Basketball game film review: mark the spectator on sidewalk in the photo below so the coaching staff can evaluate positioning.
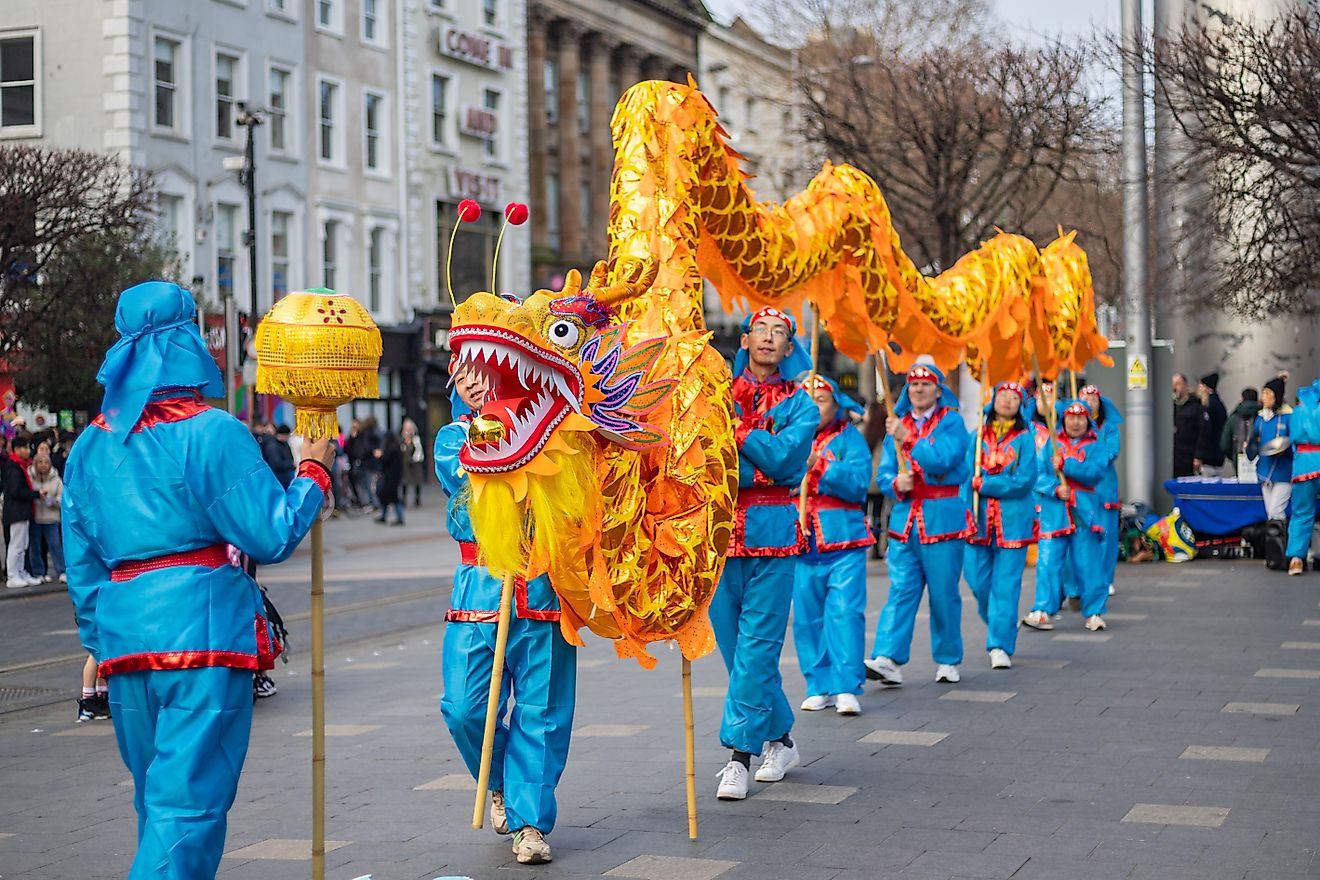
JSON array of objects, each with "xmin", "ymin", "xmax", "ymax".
[
  {"xmin": 1195, "ymin": 372, "xmax": 1229, "ymax": 477},
  {"xmin": 3, "ymin": 432, "xmax": 41, "ymax": 588},
  {"xmin": 374, "ymin": 432, "xmax": 405, "ymax": 526},
  {"xmin": 27, "ymin": 448, "xmax": 65, "ymax": 583},
  {"xmin": 1172, "ymin": 373, "xmax": 1202, "ymax": 478},
  {"xmin": 1222, "ymin": 387, "xmax": 1262, "ymax": 467},
  {"xmin": 1246, "ymin": 373, "xmax": 1293, "ymax": 521},
  {"xmin": 401, "ymin": 417, "xmax": 426, "ymax": 508},
  {"xmin": 262, "ymin": 424, "xmax": 297, "ymax": 488},
  {"xmin": 76, "ymin": 654, "xmax": 111, "ymax": 722}
]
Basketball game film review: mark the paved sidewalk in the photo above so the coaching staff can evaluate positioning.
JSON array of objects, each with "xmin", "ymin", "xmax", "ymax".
[{"xmin": 4, "ymin": 558, "xmax": 1320, "ymax": 880}]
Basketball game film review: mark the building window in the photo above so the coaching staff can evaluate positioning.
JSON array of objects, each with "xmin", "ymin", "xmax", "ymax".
[
  {"xmin": 717, "ymin": 86, "xmax": 731, "ymax": 133},
  {"xmin": 364, "ymin": 91, "xmax": 386, "ymax": 172},
  {"xmin": 437, "ymin": 201, "xmax": 499, "ymax": 300},
  {"xmin": 362, "ymin": 0, "xmax": 378, "ymax": 42},
  {"xmin": 267, "ymin": 0, "xmax": 295, "ymax": 16},
  {"xmin": 745, "ymin": 96, "xmax": 758, "ymax": 134},
  {"xmin": 546, "ymin": 173, "xmax": 560, "ymax": 251},
  {"xmin": 216, "ymin": 203, "xmax": 239, "ymax": 300},
  {"xmin": 482, "ymin": 89, "xmax": 500, "ymax": 162},
  {"xmin": 214, "ymin": 51, "xmax": 239, "ymax": 142},
  {"xmin": 268, "ymin": 66, "xmax": 290, "ymax": 152},
  {"xmin": 431, "ymin": 74, "xmax": 449, "ymax": 147},
  {"xmin": 153, "ymin": 37, "xmax": 180, "ymax": 130},
  {"xmin": 0, "ymin": 34, "xmax": 36, "ymax": 132},
  {"xmin": 317, "ymin": 77, "xmax": 342, "ymax": 165},
  {"xmin": 317, "ymin": 0, "xmax": 342, "ymax": 33},
  {"xmin": 271, "ymin": 210, "xmax": 292, "ymax": 301},
  {"xmin": 157, "ymin": 194, "xmax": 184, "ymax": 256},
  {"xmin": 482, "ymin": 0, "xmax": 497, "ymax": 28},
  {"xmin": 543, "ymin": 59, "xmax": 557, "ymax": 125},
  {"xmin": 368, "ymin": 227, "xmax": 383, "ymax": 312},
  {"xmin": 322, "ymin": 218, "xmax": 339, "ymax": 289},
  {"xmin": 575, "ymin": 70, "xmax": 589, "ymax": 134}
]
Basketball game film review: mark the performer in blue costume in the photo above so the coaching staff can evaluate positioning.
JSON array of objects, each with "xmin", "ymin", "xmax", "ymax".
[
  {"xmin": 63, "ymin": 281, "xmax": 332, "ymax": 880},
  {"xmin": 1288, "ymin": 379, "xmax": 1320, "ymax": 575},
  {"xmin": 1021, "ymin": 401, "xmax": 1110, "ymax": 633},
  {"xmin": 1081, "ymin": 385, "xmax": 1123, "ymax": 595},
  {"xmin": 866, "ymin": 362, "xmax": 971, "ymax": 686},
  {"xmin": 963, "ymin": 381, "xmax": 1037, "ymax": 670},
  {"xmin": 434, "ymin": 366, "xmax": 573, "ymax": 865},
  {"xmin": 793, "ymin": 376, "xmax": 875, "ymax": 717},
  {"xmin": 713, "ymin": 306, "xmax": 816, "ymax": 802}
]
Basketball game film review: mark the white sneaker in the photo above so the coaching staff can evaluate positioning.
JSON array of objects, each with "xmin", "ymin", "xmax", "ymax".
[
  {"xmin": 1021, "ymin": 611, "xmax": 1055, "ymax": 631},
  {"xmin": 835, "ymin": 694, "xmax": 861, "ymax": 715},
  {"xmin": 989, "ymin": 649, "xmax": 1012, "ymax": 670},
  {"xmin": 58, "ymin": 573, "xmax": 67, "ymax": 584},
  {"xmin": 491, "ymin": 790, "xmax": 508, "ymax": 835},
  {"xmin": 23, "ymin": 574, "xmax": 42, "ymax": 587},
  {"xmin": 1085, "ymin": 615, "xmax": 1107, "ymax": 632},
  {"xmin": 935, "ymin": 664, "xmax": 961, "ymax": 683},
  {"xmin": 800, "ymin": 694, "xmax": 835, "ymax": 711},
  {"xmin": 716, "ymin": 760, "xmax": 750, "ymax": 800},
  {"xmin": 5, "ymin": 579, "xmax": 25, "ymax": 589},
  {"xmin": 1108, "ymin": 583, "xmax": 1116, "ymax": 596},
  {"xmin": 864, "ymin": 655, "xmax": 903, "ymax": 686},
  {"xmin": 511, "ymin": 826, "xmax": 551, "ymax": 864},
  {"xmin": 754, "ymin": 740, "xmax": 800, "ymax": 782}
]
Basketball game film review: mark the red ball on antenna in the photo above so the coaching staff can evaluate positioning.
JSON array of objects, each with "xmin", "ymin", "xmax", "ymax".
[
  {"xmin": 504, "ymin": 202, "xmax": 529, "ymax": 226},
  {"xmin": 457, "ymin": 199, "xmax": 481, "ymax": 222}
]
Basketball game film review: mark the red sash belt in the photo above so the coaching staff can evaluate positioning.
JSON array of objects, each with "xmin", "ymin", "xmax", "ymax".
[
  {"xmin": 1298, "ymin": 444, "xmax": 1320, "ymax": 453},
  {"xmin": 811, "ymin": 496, "xmax": 864, "ymax": 512},
  {"xmin": 1065, "ymin": 479, "xmax": 1094, "ymax": 493},
  {"xmin": 738, "ymin": 487, "xmax": 793, "ymax": 506},
  {"xmin": 909, "ymin": 484, "xmax": 960, "ymax": 501},
  {"xmin": 458, "ymin": 541, "xmax": 481, "ymax": 566},
  {"xmin": 111, "ymin": 544, "xmax": 231, "ymax": 583}
]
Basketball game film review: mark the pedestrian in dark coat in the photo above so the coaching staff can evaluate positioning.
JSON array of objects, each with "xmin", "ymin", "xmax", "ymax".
[
  {"xmin": 374, "ymin": 432, "xmax": 405, "ymax": 525},
  {"xmin": 261, "ymin": 425, "xmax": 297, "ymax": 488},
  {"xmin": 1172, "ymin": 372, "xmax": 1202, "ymax": 478},
  {"xmin": 1195, "ymin": 372, "xmax": 1229, "ymax": 476}
]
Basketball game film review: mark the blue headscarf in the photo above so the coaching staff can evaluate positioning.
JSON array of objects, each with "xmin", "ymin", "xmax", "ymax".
[
  {"xmin": 982, "ymin": 381, "xmax": 1027, "ymax": 419},
  {"xmin": 732, "ymin": 307, "xmax": 812, "ymax": 381},
  {"xmin": 801, "ymin": 374, "xmax": 864, "ymax": 418},
  {"xmin": 893, "ymin": 361, "xmax": 959, "ymax": 417},
  {"xmin": 96, "ymin": 281, "xmax": 224, "ymax": 441}
]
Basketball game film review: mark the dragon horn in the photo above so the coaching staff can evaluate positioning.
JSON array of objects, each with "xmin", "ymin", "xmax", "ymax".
[
  {"xmin": 559, "ymin": 268, "xmax": 584, "ymax": 296},
  {"xmin": 590, "ymin": 258, "xmax": 658, "ymax": 307}
]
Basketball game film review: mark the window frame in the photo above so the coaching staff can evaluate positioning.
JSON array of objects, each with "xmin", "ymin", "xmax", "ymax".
[
  {"xmin": 543, "ymin": 59, "xmax": 558, "ymax": 126},
  {"xmin": 315, "ymin": 73, "xmax": 346, "ymax": 169},
  {"xmin": 429, "ymin": 70, "xmax": 453, "ymax": 152},
  {"xmin": 362, "ymin": 89, "xmax": 389, "ymax": 176},
  {"xmin": 266, "ymin": 0, "xmax": 298, "ymax": 20},
  {"xmin": 481, "ymin": 86, "xmax": 503, "ymax": 165},
  {"xmin": 315, "ymin": 0, "xmax": 344, "ymax": 36},
  {"xmin": 367, "ymin": 226, "xmax": 384, "ymax": 313},
  {"xmin": 270, "ymin": 209, "xmax": 294, "ymax": 303},
  {"xmin": 212, "ymin": 47, "xmax": 245, "ymax": 146},
  {"xmin": 150, "ymin": 32, "xmax": 186, "ymax": 136},
  {"xmin": 360, "ymin": 0, "xmax": 388, "ymax": 48},
  {"xmin": 480, "ymin": 0, "xmax": 499, "ymax": 29},
  {"xmin": 215, "ymin": 201, "xmax": 242, "ymax": 304},
  {"xmin": 0, "ymin": 28, "xmax": 41, "ymax": 138},
  {"xmin": 266, "ymin": 61, "xmax": 296, "ymax": 157}
]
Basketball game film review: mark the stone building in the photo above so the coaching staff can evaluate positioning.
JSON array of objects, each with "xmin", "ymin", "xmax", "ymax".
[{"xmin": 525, "ymin": 0, "xmax": 710, "ymax": 290}]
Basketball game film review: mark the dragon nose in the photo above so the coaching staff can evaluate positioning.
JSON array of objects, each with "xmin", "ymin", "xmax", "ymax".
[{"xmin": 469, "ymin": 415, "xmax": 507, "ymax": 445}]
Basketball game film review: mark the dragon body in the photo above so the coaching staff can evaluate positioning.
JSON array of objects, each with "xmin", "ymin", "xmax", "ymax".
[{"xmin": 448, "ymin": 80, "xmax": 1108, "ymax": 668}]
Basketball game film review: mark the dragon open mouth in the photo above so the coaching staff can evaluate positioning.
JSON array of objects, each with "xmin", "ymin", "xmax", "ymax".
[{"xmin": 450, "ymin": 324, "xmax": 585, "ymax": 473}]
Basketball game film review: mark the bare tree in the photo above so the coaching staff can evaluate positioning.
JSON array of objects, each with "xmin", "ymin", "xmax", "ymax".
[
  {"xmin": 764, "ymin": 0, "xmax": 1115, "ymax": 275},
  {"xmin": 1153, "ymin": 6, "xmax": 1320, "ymax": 317},
  {"xmin": 0, "ymin": 145, "xmax": 156, "ymax": 362}
]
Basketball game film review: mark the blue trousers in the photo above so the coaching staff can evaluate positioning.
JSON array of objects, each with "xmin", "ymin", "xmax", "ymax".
[
  {"xmin": 964, "ymin": 544, "xmax": 1028, "ymax": 655},
  {"xmin": 1033, "ymin": 531, "xmax": 1107, "ymax": 617},
  {"xmin": 871, "ymin": 533, "xmax": 964, "ymax": 666},
  {"xmin": 1288, "ymin": 479, "xmax": 1317, "ymax": 560},
  {"xmin": 440, "ymin": 617, "xmax": 576, "ymax": 834},
  {"xmin": 710, "ymin": 555, "xmax": 795, "ymax": 755},
  {"xmin": 108, "ymin": 666, "xmax": 253, "ymax": 880},
  {"xmin": 28, "ymin": 521, "xmax": 64, "ymax": 577},
  {"xmin": 793, "ymin": 548, "xmax": 867, "ymax": 697}
]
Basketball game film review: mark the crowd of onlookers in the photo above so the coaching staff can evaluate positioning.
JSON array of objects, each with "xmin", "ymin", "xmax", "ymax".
[{"xmin": 1, "ymin": 420, "xmax": 73, "ymax": 588}]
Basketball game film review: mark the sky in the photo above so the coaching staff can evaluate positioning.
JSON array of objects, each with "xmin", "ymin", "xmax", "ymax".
[{"xmin": 703, "ymin": 0, "xmax": 1120, "ymax": 40}]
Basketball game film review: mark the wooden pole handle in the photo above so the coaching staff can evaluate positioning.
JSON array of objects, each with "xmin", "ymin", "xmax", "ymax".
[
  {"xmin": 473, "ymin": 573, "xmax": 516, "ymax": 829},
  {"xmin": 798, "ymin": 305, "xmax": 823, "ymax": 531},
  {"xmin": 682, "ymin": 658, "xmax": 698, "ymax": 840},
  {"xmin": 311, "ymin": 519, "xmax": 326, "ymax": 880}
]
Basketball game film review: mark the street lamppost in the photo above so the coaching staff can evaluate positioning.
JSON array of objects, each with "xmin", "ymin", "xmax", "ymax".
[{"xmin": 235, "ymin": 104, "xmax": 264, "ymax": 425}]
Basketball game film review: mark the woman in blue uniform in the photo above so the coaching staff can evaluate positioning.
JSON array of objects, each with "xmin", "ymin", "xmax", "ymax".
[
  {"xmin": 1288, "ymin": 380, "xmax": 1320, "ymax": 575},
  {"xmin": 793, "ymin": 376, "xmax": 875, "ymax": 716},
  {"xmin": 1081, "ymin": 385, "xmax": 1123, "ymax": 596},
  {"xmin": 963, "ymin": 381, "xmax": 1037, "ymax": 669}
]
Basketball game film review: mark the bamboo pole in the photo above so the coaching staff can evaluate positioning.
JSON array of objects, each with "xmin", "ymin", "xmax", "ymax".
[
  {"xmin": 472, "ymin": 573, "xmax": 516, "ymax": 829},
  {"xmin": 798, "ymin": 305, "xmax": 823, "ymax": 531},
  {"xmin": 682, "ymin": 658, "xmax": 698, "ymax": 840},
  {"xmin": 311, "ymin": 518, "xmax": 326, "ymax": 880},
  {"xmin": 875, "ymin": 347, "xmax": 908, "ymax": 475},
  {"xmin": 1033, "ymin": 358, "xmax": 1068, "ymax": 491},
  {"xmin": 972, "ymin": 362, "xmax": 991, "ymax": 515}
]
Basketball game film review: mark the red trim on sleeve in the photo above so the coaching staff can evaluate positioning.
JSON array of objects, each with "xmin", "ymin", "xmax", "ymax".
[{"xmin": 297, "ymin": 459, "xmax": 333, "ymax": 495}]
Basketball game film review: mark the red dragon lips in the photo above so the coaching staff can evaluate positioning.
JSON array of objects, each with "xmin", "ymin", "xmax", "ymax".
[{"xmin": 449, "ymin": 324, "xmax": 585, "ymax": 473}]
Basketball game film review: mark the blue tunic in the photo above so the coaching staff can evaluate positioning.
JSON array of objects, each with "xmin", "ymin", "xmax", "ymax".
[{"xmin": 1247, "ymin": 410, "xmax": 1294, "ymax": 483}]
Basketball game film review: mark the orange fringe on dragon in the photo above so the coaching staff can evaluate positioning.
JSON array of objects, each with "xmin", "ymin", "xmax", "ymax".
[{"xmin": 449, "ymin": 80, "xmax": 1110, "ymax": 668}]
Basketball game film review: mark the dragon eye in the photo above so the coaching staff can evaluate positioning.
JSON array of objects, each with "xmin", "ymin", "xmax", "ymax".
[{"xmin": 547, "ymin": 319, "xmax": 580, "ymax": 348}]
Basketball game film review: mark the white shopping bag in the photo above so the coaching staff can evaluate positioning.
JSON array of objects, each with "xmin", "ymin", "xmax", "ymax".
[{"xmin": 1236, "ymin": 453, "xmax": 1257, "ymax": 483}]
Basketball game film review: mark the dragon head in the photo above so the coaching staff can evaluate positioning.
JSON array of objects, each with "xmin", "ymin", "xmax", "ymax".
[{"xmin": 449, "ymin": 258, "xmax": 669, "ymax": 478}]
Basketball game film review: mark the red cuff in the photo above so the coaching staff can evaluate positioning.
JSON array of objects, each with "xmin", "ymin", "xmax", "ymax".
[
  {"xmin": 972, "ymin": 475, "xmax": 983, "ymax": 492},
  {"xmin": 297, "ymin": 459, "xmax": 333, "ymax": 495}
]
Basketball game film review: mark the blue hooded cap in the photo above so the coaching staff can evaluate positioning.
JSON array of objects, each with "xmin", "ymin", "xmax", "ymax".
[
  {"xmin": 893, "ymin": 361, "xmax": 959, "ymax": 417},
  {"xmin": 981, "ymin": 380, "xmax": 1027, "ymax": 419},
  {"xmin": 1079, "ymin": 385, "xmax": 1124, "ymax": 427},
  {"xmin": 800, "ymin": 374, "xmax": 864, "ymax": 418},
  {"xmin": 96, "ymin": 281, "xmax": 224, "ymax": 441},
  {"xmin": 732, "ymin": 307, "xmax": 812, "ymax": 381}
]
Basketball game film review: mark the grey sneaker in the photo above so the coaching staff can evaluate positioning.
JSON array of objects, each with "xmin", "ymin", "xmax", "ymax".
[
  {"xmin": 864, "ymin": 655, "xmax": 903, "ymax": 686},
  {"xmin": 491, "ymin": 790, "xmax": 508, "ymax": 835},
  {"xmin": 512, "ymin": 827, "xmax": 551, "ymax": 864}
]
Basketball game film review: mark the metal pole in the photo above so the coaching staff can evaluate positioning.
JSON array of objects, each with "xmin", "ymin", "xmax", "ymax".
[
  {"xmin": 238, "ymin": 106, "xmax": 263, "ymax": 426},
  {"xmin": 1123, "ymin": 0, "xmax": 1155, "ymax": 505}
]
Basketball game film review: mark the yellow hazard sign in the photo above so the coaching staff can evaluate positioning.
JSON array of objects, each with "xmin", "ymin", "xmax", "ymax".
[{"xmin": 1127, "ymin": 355, "xmax": 1148, "ymax": 391}]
